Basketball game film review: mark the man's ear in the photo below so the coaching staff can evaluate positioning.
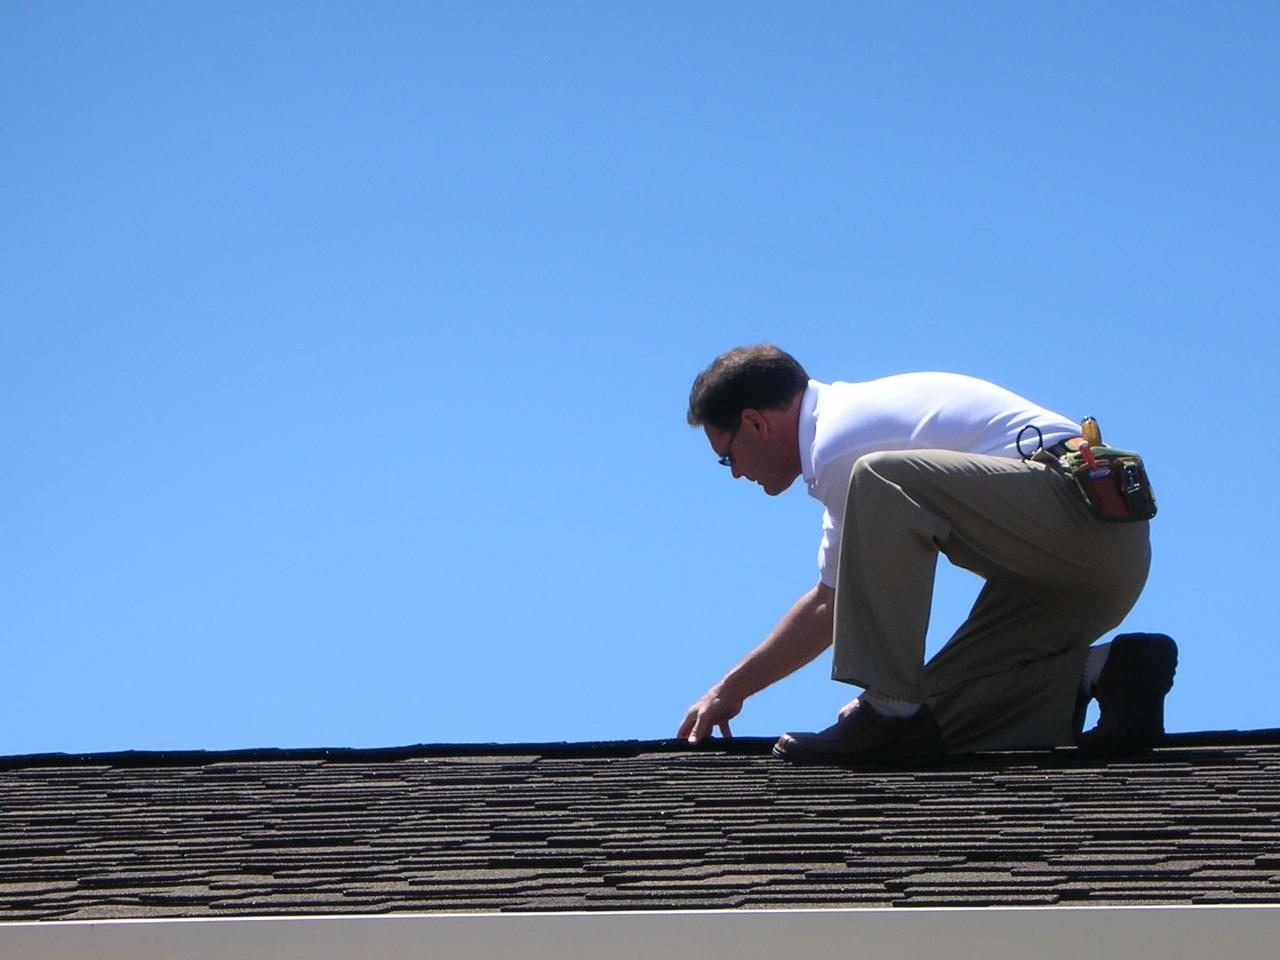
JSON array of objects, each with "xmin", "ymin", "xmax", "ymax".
[{"xmin": 740, "ymin": 408, "xmax": 768, "ymax": 437}]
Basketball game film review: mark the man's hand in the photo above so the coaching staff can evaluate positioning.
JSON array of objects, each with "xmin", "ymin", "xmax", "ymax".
[
  {"xmin": 675, "ymin": 583, "xmax": 835, "ymax": 746},
  {"xmin": 677, "ymin": 688, "xmax": 743, "ymax": 744}
]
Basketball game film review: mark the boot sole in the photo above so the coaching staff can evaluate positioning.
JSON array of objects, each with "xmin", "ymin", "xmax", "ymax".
[
  {"xmin": 771, "ymin": 741, "xmax": 946, "ymax": 767},
  {"xmin": 1081, "ymin": 633, "xmax": 1178, "ymax": 756}
]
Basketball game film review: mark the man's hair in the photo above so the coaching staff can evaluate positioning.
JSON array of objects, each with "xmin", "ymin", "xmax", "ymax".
[{"xmin": 686, "ymin": 344, "xmax": 810, "ymax": 431}]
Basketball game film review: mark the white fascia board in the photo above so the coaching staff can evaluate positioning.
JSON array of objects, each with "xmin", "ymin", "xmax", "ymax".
[{"xmin": 1, "ymin": 904, "xmax": 1279, "ymax": 960}]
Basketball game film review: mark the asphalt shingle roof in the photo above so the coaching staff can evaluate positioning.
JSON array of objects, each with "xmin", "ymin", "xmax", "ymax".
[{"xmin": 2, "ymin": 733, "xmax": 1280, "ymax": 922}]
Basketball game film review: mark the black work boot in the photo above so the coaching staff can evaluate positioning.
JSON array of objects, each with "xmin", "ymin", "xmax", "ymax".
[
  {"xmin": 773, "ymin": 699, "xmax": 945, "ymax": 765},
  {"xmin": 1077, "ymin": 633, "xmax": 1178, "ymax": 756}
]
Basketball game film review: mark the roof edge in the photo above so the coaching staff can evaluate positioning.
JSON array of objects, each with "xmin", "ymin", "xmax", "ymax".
[
  {"xmin": 3, "ymin": 903, "xmax": 1280, "ymax": 960},
  {"xmin": 1, "ymin": 728, "xmax": 1278, "ymax": 771}
]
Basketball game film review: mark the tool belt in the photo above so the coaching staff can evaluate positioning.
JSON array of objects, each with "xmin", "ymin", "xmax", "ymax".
[
  {"xmin": 1057, "ymin": 444, "xmax": 1157, "ymax": 522},
  {"xmin": 1020, "ymin": 422, "xmax": 1158, "ymax": 523}
]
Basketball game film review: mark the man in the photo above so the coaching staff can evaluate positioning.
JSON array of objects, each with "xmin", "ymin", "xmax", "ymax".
[{"xmin": 677, "ymin": 344, "xmax": 1175, "ymax": 762}]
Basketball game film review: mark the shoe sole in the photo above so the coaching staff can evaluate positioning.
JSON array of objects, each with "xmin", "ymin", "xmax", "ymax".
[
  {"xmin": 1082, "ymin": 633, "xmax": 1178, "ymax": 756},
  {"xmin": 771, "ymin": 735, "xmax": 946, "ymax": 767},
  {"xmin": 771, "ymin": 744, "xmax": 946, "ymax": 767}
]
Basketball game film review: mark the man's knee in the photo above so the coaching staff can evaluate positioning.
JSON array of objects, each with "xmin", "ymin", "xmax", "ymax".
[
  {"xmin": 850, "ymin": 450, "xmax": 922, "ymax": 491},
  {"xmin": 846, "ymin": 451, "xmax": 954, "ymax": 544},
  {"xmin": 846, "ymin": 451, "xmax": 932, "ymax": 521}
]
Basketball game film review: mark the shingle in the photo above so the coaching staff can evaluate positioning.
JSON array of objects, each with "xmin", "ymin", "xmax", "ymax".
[{"xmin": 2, "ymin": 735, "xmax": 1280, "ymax": 919}]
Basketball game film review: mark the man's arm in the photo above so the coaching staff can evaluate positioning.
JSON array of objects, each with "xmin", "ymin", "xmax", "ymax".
[{"xmin": 677, "ymin": 582, "xmax": 835, "ymax": 744}]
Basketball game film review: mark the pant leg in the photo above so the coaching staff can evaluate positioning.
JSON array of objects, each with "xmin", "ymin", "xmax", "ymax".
[
  {"xmin": 831, "ymin": 449, "xmax": 1151, "ymax": 752},
  {"xmin": 920, "ymin": 574, "xmax": 1146, "ymax": 751}
]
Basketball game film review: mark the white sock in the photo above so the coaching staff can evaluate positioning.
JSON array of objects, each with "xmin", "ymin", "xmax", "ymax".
[
  {"xmin": 1080, "ymin": 642, "xmax": 1112, "ymax": 697},
  {"xmin": 863, "ymin": 689, "xmax": 922, "ymax": 718}
]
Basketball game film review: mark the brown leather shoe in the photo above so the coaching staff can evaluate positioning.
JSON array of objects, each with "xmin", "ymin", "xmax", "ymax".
[
  {"xmin": 1077, "ymin": 633, "xmax": 1178, "ymax": 756},
  {"xmin": 773, "ymin": 699, "xmax": 945, "ymax": 764}
]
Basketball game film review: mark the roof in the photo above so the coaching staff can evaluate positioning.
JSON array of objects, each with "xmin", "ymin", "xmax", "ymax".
[{"xmin": 3, "ymin": 732, "xmax": 1280, "ymax": 923}]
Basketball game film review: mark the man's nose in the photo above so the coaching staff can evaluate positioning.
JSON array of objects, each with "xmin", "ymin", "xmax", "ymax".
[{"xmin": 731, "ymin": 463, "xmax": 745, "ymax": 480}]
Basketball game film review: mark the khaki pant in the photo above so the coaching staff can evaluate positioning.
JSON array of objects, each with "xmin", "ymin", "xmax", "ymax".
[{"xmin": 832, "ymin": 450, "xmax": 1151, "ymax": 753}]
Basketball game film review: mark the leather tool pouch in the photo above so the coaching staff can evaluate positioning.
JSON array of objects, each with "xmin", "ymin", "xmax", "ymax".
[{"xmin": 1060, "ymin": 446, "xmax": 1157, "ymax": 522}]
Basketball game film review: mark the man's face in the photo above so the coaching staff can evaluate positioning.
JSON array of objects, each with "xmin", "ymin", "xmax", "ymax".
[{"xmin": 705, "ymin": 411, "xmax": 799, "ymax": 496}]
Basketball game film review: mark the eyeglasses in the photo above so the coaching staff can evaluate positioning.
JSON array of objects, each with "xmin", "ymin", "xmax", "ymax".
[{"xmin": 717, "ymin": 417, "xmax": 742, "ymax": 468}]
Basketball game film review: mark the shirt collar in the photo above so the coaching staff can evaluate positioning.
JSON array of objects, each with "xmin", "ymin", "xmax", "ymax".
[{"xmin": 797, "ymin": 379, "xmax": 826, "ymax": 488}]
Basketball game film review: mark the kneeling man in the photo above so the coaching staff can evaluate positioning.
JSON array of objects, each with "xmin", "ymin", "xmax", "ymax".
[{"xmin": 677, "ymin": 344, "xmax": 1175, "ymax": 762}]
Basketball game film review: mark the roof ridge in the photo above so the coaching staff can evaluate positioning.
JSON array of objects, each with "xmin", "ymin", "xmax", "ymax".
[{"xmin": 1, "ymin": 728, "xmax": 1278, "ymax": 771}]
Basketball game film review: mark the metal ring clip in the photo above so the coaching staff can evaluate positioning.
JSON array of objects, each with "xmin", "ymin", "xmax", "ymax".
[{"xmin": 1016, "ymin": 424, "xmax": 1044, "ymax": 461}]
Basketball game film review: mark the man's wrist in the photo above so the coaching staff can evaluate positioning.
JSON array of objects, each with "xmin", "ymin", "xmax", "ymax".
[{"xmin": 714, "ymin": 675, "xmax": 749, "ymax": 706}]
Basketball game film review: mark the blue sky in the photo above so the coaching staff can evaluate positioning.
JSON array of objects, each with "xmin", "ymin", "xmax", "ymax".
[{"xmin": 3, "ymin": 3, "xmax": 1277, "ymax": 754}]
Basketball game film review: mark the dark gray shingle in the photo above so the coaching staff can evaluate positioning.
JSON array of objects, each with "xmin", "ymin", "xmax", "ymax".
[{"xmin": 2, "ymin": 735, "xmax": 1280, "ymax": 921}]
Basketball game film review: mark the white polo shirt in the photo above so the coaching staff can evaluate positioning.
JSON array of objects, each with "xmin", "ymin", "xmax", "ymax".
[{"xmin": 797, "ymin": 373, "xmax": 1079, "ymax": 587}]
